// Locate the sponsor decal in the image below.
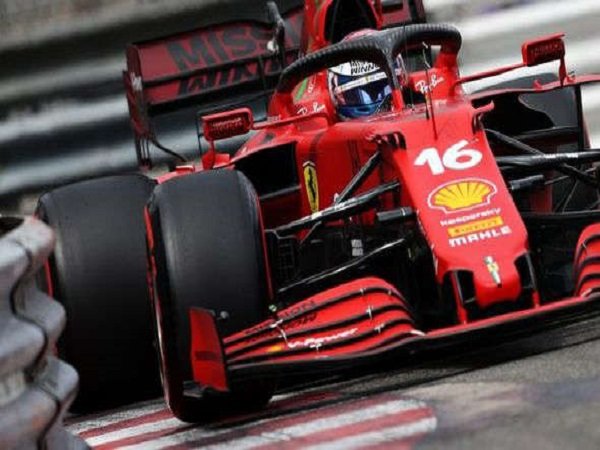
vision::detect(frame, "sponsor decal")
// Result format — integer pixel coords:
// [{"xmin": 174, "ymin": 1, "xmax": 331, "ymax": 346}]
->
[
  {"xmin": 333, "ymin": 71, "xmax": 388, "ymax": 96},
  {"xmin": 440, "ymin": 208, "xmax": 501, "ymax": 227},
  {"xmin": 264, "ymin": 327, "xmax": 358, "ymax": 353},
  {"xmin": 330, "ymin": 61, "xmax": 380, "ymax": 77},
  {"xmin": 414, "ymin": 74, "xmax": 444, "ymax": 95},
  {"xmin": 176, "ymin": 55, "xmax": 296, "ymax": 96},
  {"xmin": 287, "ymin": 328, "xmax": 358, "ymax": 350},
  {"xmin": 296, "ymin": 101, "xmax": 326, "ymax": 116},
  {"xmin": 164, "ymin": 13, "xmax": 303, "ymax": 97},
  {"xmin": 449, "ymin": 225, "xmax": 512, "ymax": 248},
  {"xmin": 281, "ymin": 310, "xmax": 318, "ymax": 330},
  {"xmin": 244, "ymin": 300, "xmax": 317, "ymax": 343},
  {"xmin": 167, "ymin": 15, "xmax": 302, "ymax": 72},
  {"xmin": 428, "ymin": 178, "xmax": 497, "ymax": 214},
  {"xmin": 447, "ymin": 216, "xmax": 504, "ymax": 238},
  {"xmin": 303, "ymin": 161, "xmax": 320, "ymax": 213},
  {"xmin": 350, "ymin": 61, "xmax": 379, "ymax": 76}
]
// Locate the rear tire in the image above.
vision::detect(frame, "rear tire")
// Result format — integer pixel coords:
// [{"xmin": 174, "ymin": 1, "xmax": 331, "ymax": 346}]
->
[
  {"xmin": 37, "ymin": 174, "xmax": 160, "ymax": 411},
  {"xmin": 146, "ymin": 170, "xmax": 274, "ymax": 422}
]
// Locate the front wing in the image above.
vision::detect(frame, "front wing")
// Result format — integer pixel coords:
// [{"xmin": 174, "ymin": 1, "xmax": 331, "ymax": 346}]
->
[{"xmin": 189, "ymin": 277, "xmax": 600, "ymax": 392}]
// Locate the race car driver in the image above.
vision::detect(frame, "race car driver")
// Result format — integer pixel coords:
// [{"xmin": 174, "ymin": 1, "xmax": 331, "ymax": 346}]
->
[{"xmin": 327, "ymin": 31, "xmax": 409, "ymax": 120}]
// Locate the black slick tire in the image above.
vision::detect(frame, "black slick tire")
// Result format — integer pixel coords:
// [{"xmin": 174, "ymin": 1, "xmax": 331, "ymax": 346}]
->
[
  {"xmin": 146, "ymin": 170, "xmax": 273, "ymax": 422},
  {"xmin": 37, "ymin": 174, "xmax": 160, "ymax": 411}
]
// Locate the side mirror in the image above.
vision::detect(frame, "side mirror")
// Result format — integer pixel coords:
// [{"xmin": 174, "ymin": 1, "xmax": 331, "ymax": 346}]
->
[
  {"xmin": 202, "ymin": 108, "xmax": 254, "ymax": 142},
  {"xmin": 521, "ymin": 33, "xmax": 565, "ymax": 67},
  {"xmin": 455, "ymin": 33, "xmax": 568, "ymax": 88},
  {"xmin": 201, "ymin": 108, "xmax": 253, "ymax": 169}
]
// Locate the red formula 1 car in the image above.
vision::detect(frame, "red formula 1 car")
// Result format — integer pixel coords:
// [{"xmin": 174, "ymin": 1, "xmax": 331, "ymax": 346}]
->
[{"xmin": 38, "ymin": 0, "xmax": 600, "ymax": 420}]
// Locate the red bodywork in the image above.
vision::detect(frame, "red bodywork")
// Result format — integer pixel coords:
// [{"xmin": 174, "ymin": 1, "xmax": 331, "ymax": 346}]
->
[{"xmin": 133, "ymin": 0, "xmax": 600, "ymax": 394}]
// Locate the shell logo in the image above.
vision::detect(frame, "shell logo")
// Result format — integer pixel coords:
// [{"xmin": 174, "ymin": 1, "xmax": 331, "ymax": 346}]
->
[{"xmin": 428, "ymin": 179, "xmax": 497, "ymax": 213}]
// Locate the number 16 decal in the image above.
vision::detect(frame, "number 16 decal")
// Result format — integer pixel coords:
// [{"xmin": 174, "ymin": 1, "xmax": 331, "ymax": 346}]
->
[{"xmin": 414, "ymin": 140, "xmax": 482, "ymax": 175}]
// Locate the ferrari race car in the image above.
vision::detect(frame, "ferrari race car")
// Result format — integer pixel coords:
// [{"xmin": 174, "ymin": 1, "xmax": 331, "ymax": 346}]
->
[{"xmin": 37, "ymin": 0, "xmax": 600, "ymax": 421}]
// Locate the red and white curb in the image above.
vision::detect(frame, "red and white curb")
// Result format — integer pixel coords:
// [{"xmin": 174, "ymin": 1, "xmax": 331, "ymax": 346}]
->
[{"xmin": 67, "ymin": 394, "xmax": 437, "ymax": 449}]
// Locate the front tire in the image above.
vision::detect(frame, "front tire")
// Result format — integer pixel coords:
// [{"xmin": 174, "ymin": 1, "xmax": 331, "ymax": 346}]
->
[{"xmin": 146, "ymin": 170, "xmax": 273, "ymax": 422}]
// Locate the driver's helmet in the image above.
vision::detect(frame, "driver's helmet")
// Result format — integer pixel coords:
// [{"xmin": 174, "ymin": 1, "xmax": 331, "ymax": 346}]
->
[{"xmin": 328, "ymin": 31, "xmax": 406, "ymax": 120}]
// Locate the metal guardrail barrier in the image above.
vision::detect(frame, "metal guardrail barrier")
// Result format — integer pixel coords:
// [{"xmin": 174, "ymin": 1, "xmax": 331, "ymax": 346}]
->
[{"xmin": 0, "ymin": 217, "xmax": 87, "ymax": 450}]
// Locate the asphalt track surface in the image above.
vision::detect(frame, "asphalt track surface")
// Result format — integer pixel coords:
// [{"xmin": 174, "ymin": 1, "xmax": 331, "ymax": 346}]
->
[{"xmin": 67, "ymin": 311, "xmax": 600, "ymax": 449}]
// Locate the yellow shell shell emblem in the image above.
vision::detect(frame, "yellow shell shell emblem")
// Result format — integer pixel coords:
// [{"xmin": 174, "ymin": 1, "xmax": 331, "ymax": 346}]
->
[
  {"xmin": 429, "ymin": 179, "xmax": 497, "ymax": 213},
  {"xmin": 303, "ymin": 161, "xmax": 319, "ymax": 213}
]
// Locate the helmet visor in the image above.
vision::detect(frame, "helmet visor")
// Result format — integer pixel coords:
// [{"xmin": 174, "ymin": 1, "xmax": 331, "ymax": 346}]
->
[{"xmin": 333, "ymin": 72, "xmax": 391, "ymax": 107}]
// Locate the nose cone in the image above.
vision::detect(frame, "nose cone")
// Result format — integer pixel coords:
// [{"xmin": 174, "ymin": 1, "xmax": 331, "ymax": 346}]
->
[{"xmin": 473, "ymin": 256, "xmax": 523, "ymax": 309}]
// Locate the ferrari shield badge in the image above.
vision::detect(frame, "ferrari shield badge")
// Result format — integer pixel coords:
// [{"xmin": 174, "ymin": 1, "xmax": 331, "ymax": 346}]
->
[{"xmin": 303, "ymin": 161, "xmax": 319, "ymax": 213}]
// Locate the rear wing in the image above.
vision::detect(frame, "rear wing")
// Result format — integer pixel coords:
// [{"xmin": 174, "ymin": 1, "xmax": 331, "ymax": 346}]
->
[
  {"xmin": 124, "ymin": 2, "xmax": 304, "ymax": 167},
  {"xmin": 124, "ymin": 0, "xmax": 426, "ymax": 167}
]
